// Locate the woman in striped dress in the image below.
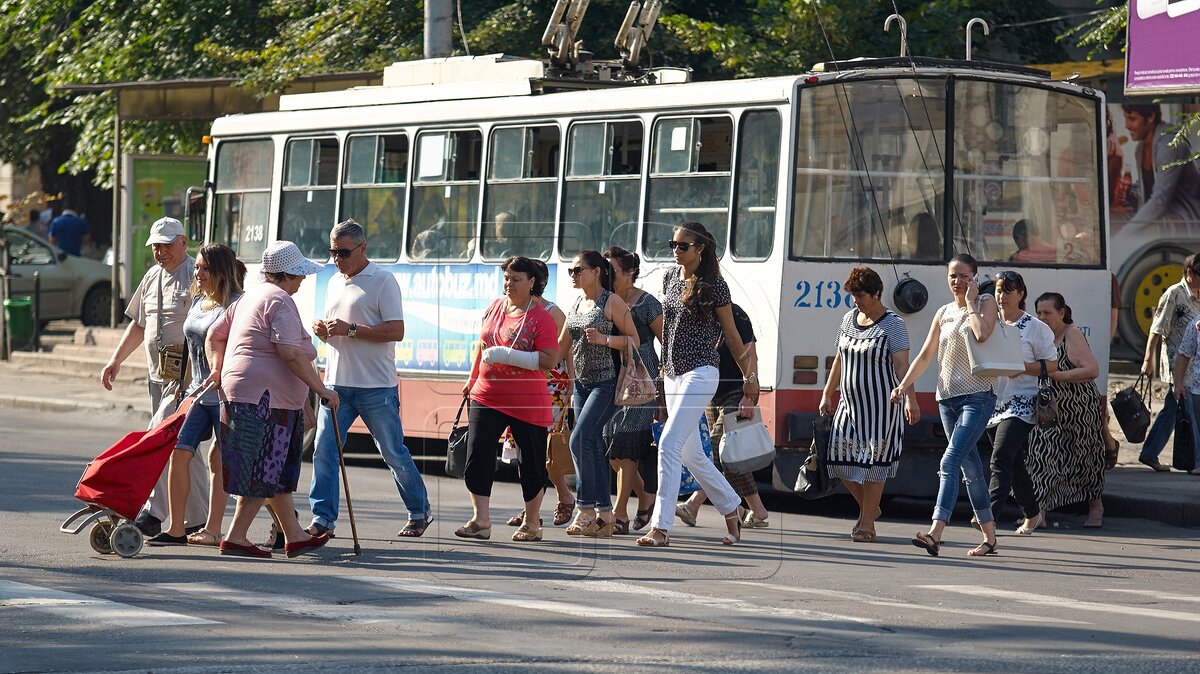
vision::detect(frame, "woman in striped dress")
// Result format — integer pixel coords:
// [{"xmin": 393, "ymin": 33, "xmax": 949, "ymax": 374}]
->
[
  {"xmin": 819, "ymin": 266, "xmax": 918, "ymax": 542},
  {"xmin": 893, "ymin": 254, "xmax": 1001, "ymax": 557},
  {"xmin": 1028, "ymin": 292, "xmax": 1106, "ymax": 527}
]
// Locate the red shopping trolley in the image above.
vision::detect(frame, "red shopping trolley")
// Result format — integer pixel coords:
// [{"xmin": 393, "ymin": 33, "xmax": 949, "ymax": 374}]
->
[{"xmin": 59, "ymin": 385, "xmax": 211, "ymax": 557}]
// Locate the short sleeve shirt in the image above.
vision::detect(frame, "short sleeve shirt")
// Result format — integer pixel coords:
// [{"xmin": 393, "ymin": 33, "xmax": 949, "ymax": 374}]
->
[
  {"xmin": 126, "ymin": 257, "xmax": 196, "ymax": 382},
  {"xmin": 1175, "ymin": 322, "xmax": 1200, "ymax": 395},
  {"xmin": 1149, "ymin": 279, "xmax": 1200, "ymax": 383},
  {"xmin": 991, "ymin": 312, "xmax": 1057, "ymax": 425},
  {"xmin": 471, "ymin": 300, "xmax": 558, "ymax": 427},
  {"xmin": 661, "ymin": 267, "xmax": 732, "ymax": 378},
  {"xmin": 211, "ymin": 283, "xmax": 316, "ymax": 410},
  {"xmin": 323, "ymin": 262, "xmax": 406, "ymax": 388},
  {"xmin": 715, "ymin": 304, "xmax": 756, "ymax": 398}
]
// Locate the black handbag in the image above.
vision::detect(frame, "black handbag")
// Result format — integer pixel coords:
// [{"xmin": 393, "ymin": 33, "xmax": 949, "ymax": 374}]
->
[
  {"xmin": 1172, "ymin": 404, "xmax": 1196, "ymax": 471},
  {"xmin": 445, "ymin": 396, "xmax": 469, "ymax": 479},
  {"xmin": 793, "ymin": 414, "xmax": 841, "ymax": 499},
  {"xmin": 1111, "ymin": 376, "xmax": 1151, "ymax": 444},
  {"xmin": 1035, "ymin": 359, "xmax": 1059, "ymax": 429}
]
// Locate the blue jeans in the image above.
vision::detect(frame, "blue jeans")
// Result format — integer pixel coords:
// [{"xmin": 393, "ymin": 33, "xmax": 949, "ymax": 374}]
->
[
  {"xmin": 175, "ymin": 402, "xmax": 219, "ymax": 453},
  {"xmin": 935, "ymin": 391, "xmax": 997, "ymax": 524},
  {"xmin": 1140, "ymin": 390, "xmax": 1180, "ymax": 462},
  {"xmin": 308, "ymin": 386, "xmax": 430, "ymax": 527},
  {"xmin": 571, "ymin": 379, "xmax": 619, "ymax": 510}
]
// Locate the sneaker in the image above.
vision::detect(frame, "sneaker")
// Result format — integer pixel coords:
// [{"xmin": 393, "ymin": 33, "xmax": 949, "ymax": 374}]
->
[{"xmin": 133, "ymin": 513, "xmax": 162, "ymax": 537}]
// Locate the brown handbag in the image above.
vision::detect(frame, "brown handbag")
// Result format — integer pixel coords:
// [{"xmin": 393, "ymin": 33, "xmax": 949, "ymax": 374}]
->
[
  {"xmin": 545, "ymin": 412, "xmax": 574, "ymax": 478},
  {"xmin": 614, "ymin": 339, "xmax": 657, "ymax": 407}
]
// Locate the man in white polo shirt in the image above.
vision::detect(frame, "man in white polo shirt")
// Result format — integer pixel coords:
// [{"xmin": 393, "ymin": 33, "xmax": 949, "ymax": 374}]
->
[{"xmin": 308, "ymin": 219, "xmax": 433, "ymax": 538}]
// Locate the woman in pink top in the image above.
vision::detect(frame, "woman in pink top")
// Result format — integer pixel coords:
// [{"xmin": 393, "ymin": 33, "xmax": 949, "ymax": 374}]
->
[
  {"xmin": 206, "ymin": 241, "xmax": 340, "ymax": 559},
  {"xmin": 456, "ymin": 256, "xmax": 560, "ymax": 542}
]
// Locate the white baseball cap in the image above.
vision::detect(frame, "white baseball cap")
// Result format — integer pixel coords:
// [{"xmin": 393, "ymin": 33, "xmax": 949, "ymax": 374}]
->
[
  {"xmin": 145, "ymin": 217, "xmax": 186, "ymax": 245},
  {"xmin": 261, "ymin": 240, "xmax": 325, "ymax": 277}
]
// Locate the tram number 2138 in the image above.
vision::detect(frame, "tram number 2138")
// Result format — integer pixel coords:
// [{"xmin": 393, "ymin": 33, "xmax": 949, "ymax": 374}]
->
[{"xmin": 794, "ymin": 280, "xmax": 853, "ymax": 309}]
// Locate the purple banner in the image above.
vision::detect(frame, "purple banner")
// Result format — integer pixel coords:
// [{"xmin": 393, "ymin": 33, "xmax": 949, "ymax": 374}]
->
[{"xmin": 1126, "ymin": 0, "xmax": 1200, "ymax": 95}]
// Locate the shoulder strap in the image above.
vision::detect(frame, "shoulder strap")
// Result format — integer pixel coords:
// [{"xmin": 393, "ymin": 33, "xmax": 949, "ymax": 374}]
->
[{"xmin": 156, "ymin": 268, "xmax": 164, "ymax": 349}]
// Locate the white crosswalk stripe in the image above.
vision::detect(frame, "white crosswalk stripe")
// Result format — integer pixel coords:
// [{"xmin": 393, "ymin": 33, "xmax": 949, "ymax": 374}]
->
[
  {"xmin": 0, "ymin": 580, "xmax": 217, "ymax": 627},
  {"xmin": 745, "ymin": 583, "xmax": 1091, "ymax": 626},
  {"xmin": 918, "ymin": 585, "xmax": 1200, "ymax": 624},
  {"xmin": 156, "ymin": 582, "xmax": 446, "ymax": 624},
  {"xmin": 1101, "ymin": 589, "xmax": 1200, "ymax": 603},
  {"xmin": 343, "ymin": 575, "xmax": 639, "ymax": 619}
]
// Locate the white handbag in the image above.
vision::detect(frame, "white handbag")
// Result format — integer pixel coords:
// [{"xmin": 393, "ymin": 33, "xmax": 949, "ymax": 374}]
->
[
  {"xmin": 965, "ymin": 319, "xmax": 1025, "ymax": 377},
  {"xmin": 718, "ymin": 408, "xmax": 776, "ymax": 474}
]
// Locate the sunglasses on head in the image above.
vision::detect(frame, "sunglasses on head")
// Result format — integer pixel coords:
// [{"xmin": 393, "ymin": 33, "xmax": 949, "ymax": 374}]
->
[
  {"xmin": 567, "ymin": 266, "xmax": 591, "ymax": 276},
  {"xmin": 328, "ymin": 243, "xmax": 363, "ymax": 259},
  {"xmin": 995, "ymin": 271, "xmax": 1023, "ymax": 283},
  {"xmin": 667, "ymin": 241, "xmax": 696, "ymax": 252}
]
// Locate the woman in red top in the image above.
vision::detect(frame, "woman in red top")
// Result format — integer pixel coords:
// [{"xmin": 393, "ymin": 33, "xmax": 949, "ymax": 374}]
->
[{"xmin": 457, "ymin": 256, "xmax": 560, "ymax": 542}]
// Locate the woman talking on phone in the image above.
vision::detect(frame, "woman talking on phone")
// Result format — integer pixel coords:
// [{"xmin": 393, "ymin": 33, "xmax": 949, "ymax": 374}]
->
[{"xmin": 892, "ymin": 254, "xmax": 1000, "ymax": 557}]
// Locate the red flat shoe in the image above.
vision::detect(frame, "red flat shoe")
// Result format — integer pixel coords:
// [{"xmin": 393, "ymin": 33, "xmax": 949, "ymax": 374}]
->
[
  {"xmin": 285, "ymin": 533, "xmax": 330, "ymax": 558},
  {"xmin": 219, "ymin": 539, "xmax": 272, "ymax": 558}
]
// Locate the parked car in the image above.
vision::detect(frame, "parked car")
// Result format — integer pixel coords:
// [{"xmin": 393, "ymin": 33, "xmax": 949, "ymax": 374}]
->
[{"xmin": 2, "ymin": 226, "xmax": 115, "ymax": 326}]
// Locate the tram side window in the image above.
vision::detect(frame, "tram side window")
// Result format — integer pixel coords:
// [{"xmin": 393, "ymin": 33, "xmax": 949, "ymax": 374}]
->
[
  {"xmin": 644, "ymin": 116, "xmax": 732, "ymax": 260},
  {"xmin": 340, "ymin": 134, "xmax": 407, "ymax": 261},
  {"xmin": 280, "ymin": 137, "xmax": 339, "ymax": 259},
  {"xmin": 953, "ymin": 81, "xmax": 1101, "ymax": 266},
  {"xmin": 792, "ymin": 80, "xmax": 946, "ymax": 262},
  {"xmin": 561, "ymin": 120, "xmax": 643, "ymax": 256},
  {"xmin": 732, "ymin": 110, "xmax": 781, "ymax": 259},
  {"xmin": 213, "ymin": 139, "xmax": 273, "ymax": 262},
  {"xmin": 482, "ymin": 125, "xmax": 559, "ymax": 260},
  {"xmin": 408, "ymin": 129, "xmax": 482, "ymax": 260}
]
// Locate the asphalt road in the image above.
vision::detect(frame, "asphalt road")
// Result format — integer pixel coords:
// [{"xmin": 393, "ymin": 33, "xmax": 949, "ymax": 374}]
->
[{"xmin": 1, "ymin": 407, "xmax": 1198, "ymax": 674}]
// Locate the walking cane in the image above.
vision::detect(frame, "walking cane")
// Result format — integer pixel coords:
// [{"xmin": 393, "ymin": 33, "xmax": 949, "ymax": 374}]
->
[{"xmin": 327, "ymin": 405, "xmax": 362, "ymax": 555}]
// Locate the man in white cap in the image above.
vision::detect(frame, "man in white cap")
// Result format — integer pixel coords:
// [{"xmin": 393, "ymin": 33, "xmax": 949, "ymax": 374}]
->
[{"xmin": 100, "ymin": 216, "xmax": 200, "ymax": 536}]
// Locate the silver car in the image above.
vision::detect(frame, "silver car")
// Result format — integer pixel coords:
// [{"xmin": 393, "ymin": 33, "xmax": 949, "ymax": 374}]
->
[{"xmin": 2, "ymin": 226, "xmax": 113, "ymax": 326}]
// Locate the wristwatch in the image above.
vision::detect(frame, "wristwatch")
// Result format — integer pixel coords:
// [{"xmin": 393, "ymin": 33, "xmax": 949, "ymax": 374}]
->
[
  {"xmin": 744, "ymin": 373, "xmax": 758, "ymax": 384},
  {"xmin": 348, "ymin": 323, "xmax": 358, "ymax": 339}
]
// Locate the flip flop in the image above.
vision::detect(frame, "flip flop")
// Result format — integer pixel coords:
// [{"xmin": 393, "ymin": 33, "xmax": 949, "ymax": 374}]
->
[
  {"xmin": 632, "ymin": 508, "xmax": 653, "ymax": 531},
  {"xmin": 186, "ymin": 529, "xmax": 221, "ymax": 546},
  {"xmin": 911, "ymin": 532, "xmax": 942, "ymax": 557},
  {"xmin": 968, "ymin": 540, "xmax": 999, "ymax": 556},
  {"xmin": 398, "ymin": 515, "xmax": 434, "ymax": 538}
]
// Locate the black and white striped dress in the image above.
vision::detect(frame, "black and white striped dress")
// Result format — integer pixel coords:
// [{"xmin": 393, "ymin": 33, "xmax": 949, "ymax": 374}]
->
[
  {"xmin": 1026, "ymin": 332, "xmax": 1105, "ymax": 511},
  {"xmin": 828, "ymin": 309, "xmax": 910, "ymax": 483}
]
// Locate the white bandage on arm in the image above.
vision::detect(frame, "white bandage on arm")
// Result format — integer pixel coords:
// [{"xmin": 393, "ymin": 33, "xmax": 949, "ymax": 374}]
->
[{"xmin": 481, "ymin": 346, "xmax": 540, "ymax": 370}]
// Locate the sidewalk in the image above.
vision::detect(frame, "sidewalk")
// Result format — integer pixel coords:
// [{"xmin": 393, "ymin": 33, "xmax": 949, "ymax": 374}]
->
[{"xmin": 2, "ymin": 362, "xmax": 1196, "ymax": 528}]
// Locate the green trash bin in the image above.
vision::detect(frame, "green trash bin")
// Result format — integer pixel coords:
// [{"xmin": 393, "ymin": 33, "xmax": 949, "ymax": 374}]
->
[{"xmin": 4, "ymin": 296, "xmax": 33, "ymax": 348}]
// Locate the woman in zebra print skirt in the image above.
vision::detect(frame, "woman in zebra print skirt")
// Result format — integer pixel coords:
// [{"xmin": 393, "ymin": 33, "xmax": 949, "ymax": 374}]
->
[
  {"xmin": 1029, "ymin": 292, "xmax": 1106, "ymax": 528},
  {"xmin": 820, "ymin": 266, "xmax": 918, "ymax": 542}
]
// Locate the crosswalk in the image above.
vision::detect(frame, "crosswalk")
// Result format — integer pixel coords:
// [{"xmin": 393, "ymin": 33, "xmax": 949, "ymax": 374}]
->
[{"xmin": 3, "ymin": 575, "xmax": 1199, "ymax": 633}]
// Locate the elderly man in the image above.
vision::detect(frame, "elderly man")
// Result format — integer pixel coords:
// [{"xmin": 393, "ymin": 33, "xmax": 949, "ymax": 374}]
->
[
  {"xmin": 101, "ymin": 217, "xmax": 202, "ymax": 535},
  {"xmin": 308, "ymin": 219, "xmax": 433, "ymax": 538},
  {"xmin": 1140, "ymin": 252, "xmax": 1200, "ymax": 471}
]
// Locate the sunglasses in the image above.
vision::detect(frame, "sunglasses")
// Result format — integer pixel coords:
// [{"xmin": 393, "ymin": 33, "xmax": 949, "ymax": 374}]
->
[
  {"xmin": 328, "ymin": 243, "xmax": 363, "ymax": 259},
  {"xmin": 667, "ymin": 241, "xmax": 696, "ymax": 252},
  {"xmin": 567, "ymin": 266, "xmax": 591, "ymax": 276},
  {"xmin": 995, "ymin": 271, "xmax": 1023, "ymax": 283}
]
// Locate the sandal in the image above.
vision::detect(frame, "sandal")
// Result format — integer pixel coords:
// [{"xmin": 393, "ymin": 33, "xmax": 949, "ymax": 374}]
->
[
  {"xmin": 1015, "ymin": 512, "xmax": 1045, "ymax": 536},
  {"xmin": 583, "ymin": 518, "xmax": 616, "ymax": 538},
  {"xmin": 453, "ymin": 521, "xmax": 491, "ymax": 540},
  {"xmin": 553, "ymin": 502, "xmax": 575, "ymax": 527},
  {"xmin": 511, "ymin": 523, "xmax": 543, "ymax": 542},
  {"xmin": 911, "ymin": 532, "xmax": 942, "ymax": 557},
  {"xmin": 850, "ymin": 528, "xmax": 877, "ymax": 543},
  {"xmin": 676, "ymin": 503, "xmax": 698, "ymax": 527},
  {"xmin": 968, "ymin": 540, "xmax": 999, "ymax": 556},
  {"xmin": 565, "ymin": 513, "xmax": 594, "ymax": 536},
  {"xmin": 398, "ymin": 515, "xmax": 434, "ymax": 538},
  {"xmin": 186, "ymin": 529, "xmax": 221, "ymax": 547},
  {"xmin": 722, "ymin": 507, "xmax": 744, "ymax": 546},
  {"xmin": 507, "ymin": 511, "xmax": 525, "ymax": 527},
  {"xmin": 635, "ymin": 528, "xmax": 670, "ymax": 547},
  {"xmin": 632, "ymin": 508, "xmax": 652, "ymax": 531},
  {"xmin": 743, "ymin": 512, "xmax": 770, "ymax": 529},
  {"xmin": 612, "ymin": 518, "xmax": 630, "ymax": 535}
]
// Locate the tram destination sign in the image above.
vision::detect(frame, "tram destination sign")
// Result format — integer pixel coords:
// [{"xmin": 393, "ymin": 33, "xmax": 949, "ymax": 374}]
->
[{"xmin": 1126, "ymin": 0, "xmax": 1200, "ymax": 95}]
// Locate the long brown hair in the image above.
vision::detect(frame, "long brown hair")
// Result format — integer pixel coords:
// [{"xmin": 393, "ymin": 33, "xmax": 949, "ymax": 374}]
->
[
  {"xmin": 675, "ymin": 221, "xmax": 721, "ymax": 312},
  {"xmin": 196, "ymin": 243, "xmax": 247, "ymax": 307}
]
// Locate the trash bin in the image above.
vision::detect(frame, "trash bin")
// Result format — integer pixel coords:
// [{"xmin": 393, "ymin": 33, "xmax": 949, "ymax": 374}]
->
[{"xmin": 4, "ymin": 296, "xmax": 33, "ymax": 348}]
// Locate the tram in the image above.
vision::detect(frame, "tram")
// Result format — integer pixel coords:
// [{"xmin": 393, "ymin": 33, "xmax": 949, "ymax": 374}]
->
[{"xmin": 192, "ymin": 45, "xmax": 1110, "ymax": 496}]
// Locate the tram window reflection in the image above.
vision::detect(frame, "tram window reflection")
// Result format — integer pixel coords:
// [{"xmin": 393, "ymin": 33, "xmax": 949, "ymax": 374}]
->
[
  {"xmin": 561, "ymin": 120, "xmax": 643, "ymax": 257},
  {"xmin": 483, "ymin": 125, "xmax": 558, "ymax": 260},
  {"xmin": 408, "ymin": 129, "xmax": 481, "ymax": 260},
  {"xmin": 340, "ymin": 134, "xmax": 408, "ymax": 261},
  {"xmin": 645, "ymin": 116, "xmax": 732, "ymax": 259},
  {"xmin": 214, "ymin": 139, "xmax": 273, "ymax": 261}
]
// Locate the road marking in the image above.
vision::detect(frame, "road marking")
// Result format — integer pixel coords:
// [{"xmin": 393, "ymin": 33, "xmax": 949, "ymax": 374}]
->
[
  {"xmin": 157, "ymin": 582, "xmax": 433, "ymax": 624},
  {"xmin": 918, "ymin": 585, "xmax": 1200, "ymax": 624},
  {"xmin": 743, "ymin": 583, "xmax": 1090, "ymax": 626},
  {"xmin": 563, "ymin": 579, "xmax": 876, "ymax": 624},
  {"xmin": 343, "ymin": 576, "xmax": 638, "ymax": 619},
  {"xmin": 1100, "ymin": 589, "xmax": 1200, "ymax": 603},
  {"xmin": 0, "ymin": 580, "xmax": 216, "ymax": 627}
]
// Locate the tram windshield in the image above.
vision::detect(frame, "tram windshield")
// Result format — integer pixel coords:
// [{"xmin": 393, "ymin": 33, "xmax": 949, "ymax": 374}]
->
[{"xmin": 792, "ymin": 77, "xmax": 1103, "ymax": 267}]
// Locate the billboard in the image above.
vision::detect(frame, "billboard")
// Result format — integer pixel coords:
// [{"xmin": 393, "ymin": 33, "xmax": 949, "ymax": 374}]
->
[
  {"xmin": 120, "ymin": 155, "xmax": 206, "ymax": 298},
  {"xmin": 1126, "ymin": 0, "xmax": 1200, "ymax": 95}
]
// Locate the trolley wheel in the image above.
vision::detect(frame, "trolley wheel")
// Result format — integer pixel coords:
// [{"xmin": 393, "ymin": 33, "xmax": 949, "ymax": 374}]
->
[
  {"xmin": 89, "ymin": 522, "xmax": 115, "ymax": 554},
  {"xmin": 109, "ymin": 523, "xmax": 144, "ymax": 558}
]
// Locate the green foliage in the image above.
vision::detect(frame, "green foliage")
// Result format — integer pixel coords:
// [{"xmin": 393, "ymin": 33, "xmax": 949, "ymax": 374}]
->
[{"xmin": 1062, "ymin": 4, "xmax": 1127, "ymax": 57}]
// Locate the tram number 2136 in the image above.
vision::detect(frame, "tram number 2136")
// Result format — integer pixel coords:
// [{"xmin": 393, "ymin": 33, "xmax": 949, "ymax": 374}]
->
[{"xmin": 794, "ymin": 280, "xmax": 853, "ymax": 309}]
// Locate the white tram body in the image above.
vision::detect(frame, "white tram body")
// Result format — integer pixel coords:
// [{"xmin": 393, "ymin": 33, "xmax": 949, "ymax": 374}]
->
[{"xmin": 199, "ymin": 54, "xmax": 1110, "ymax": 496}]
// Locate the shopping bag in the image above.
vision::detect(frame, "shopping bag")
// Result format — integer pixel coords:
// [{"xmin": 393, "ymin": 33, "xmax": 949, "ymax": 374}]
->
[
  {"xmin": 445, "ymin": 397, "xmax": 469, "ymax": 479},
  {"xmin": 1111, "ymin": 376, "xmax": 1151, "ymax": 443},
  {"xmin": 793, "ymin": 414, "xmax": 840, "ymax": 499},
  {"xmin": 718, "ymin": 408, "xmax": 776, "ymax": 473},
  {"xmin": 651, "ymin": 415, "xmax": 714, "ymax": 497},
  {"xmin": 614, "ymin": 341, "xmax": 657, "ymax": 407},
  {"xmin": 965, "ymin": 320, "xmax": 1025, "ymax": 377}
]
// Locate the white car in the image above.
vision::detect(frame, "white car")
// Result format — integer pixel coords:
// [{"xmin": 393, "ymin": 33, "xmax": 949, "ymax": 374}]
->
[{"xmin": 3, "ymin": 226, "xmax": 114, "ymax": 326}]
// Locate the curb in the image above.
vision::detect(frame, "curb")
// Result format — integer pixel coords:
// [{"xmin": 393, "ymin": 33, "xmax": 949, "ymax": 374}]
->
[
  {"xmin": 1103, "ymin": 491, "xmax": 1200, "ymax": 529},
  {"xmin": 0, "ymin": 394, "xmax": 150, "ymax": 421}
]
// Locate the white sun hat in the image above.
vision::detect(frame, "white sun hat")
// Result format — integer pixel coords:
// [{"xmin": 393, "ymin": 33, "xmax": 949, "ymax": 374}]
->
[
  {"xmin": 145, "ymin": 217, "xmax": 186, "ymax": 245},
  {"xmin": 261, "ymin": 240, "xmax": 325, "ymax": 277}
]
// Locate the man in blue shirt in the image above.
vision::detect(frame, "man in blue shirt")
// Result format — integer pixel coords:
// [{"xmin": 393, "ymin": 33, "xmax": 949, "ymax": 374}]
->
[{"xmin": 48, "ymin": 207, "xmax": 88, "ymax": 257}]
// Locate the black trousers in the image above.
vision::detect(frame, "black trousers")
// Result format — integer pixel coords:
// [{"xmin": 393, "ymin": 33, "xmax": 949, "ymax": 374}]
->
[
  {"xmin": 464, "ymin": 403, "xmax": 548, "ymax": 503},
  {"xmin": 987, "ymin": 417, "xmax": 1041, "ymax": 519}
]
